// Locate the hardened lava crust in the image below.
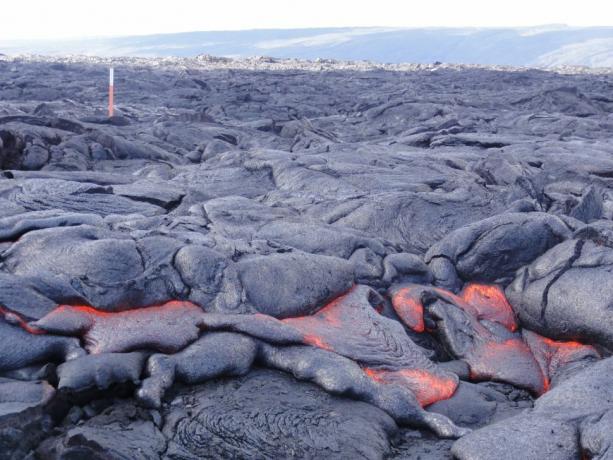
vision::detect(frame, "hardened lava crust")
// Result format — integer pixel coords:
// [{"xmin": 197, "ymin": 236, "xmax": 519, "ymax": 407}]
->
[{"xmin": 0, "ymin": 55, "xmax": 612, "ymax": 459}]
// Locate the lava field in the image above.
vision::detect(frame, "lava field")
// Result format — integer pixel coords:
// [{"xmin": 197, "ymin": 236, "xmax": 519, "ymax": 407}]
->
[{"xmin": 0, "ymin": 55, "xmax": 612, "ymax": 459}]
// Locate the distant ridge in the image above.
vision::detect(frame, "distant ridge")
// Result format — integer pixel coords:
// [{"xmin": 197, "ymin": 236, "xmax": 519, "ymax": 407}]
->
[{"xmin": 1, "ymin": 26, "xmax": 612, "ymax": 67}]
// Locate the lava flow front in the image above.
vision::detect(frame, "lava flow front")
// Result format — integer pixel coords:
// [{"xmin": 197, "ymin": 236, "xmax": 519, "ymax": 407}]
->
[{"xmin": 390, "ymin": 282, "xmax": 599, "ymax": 394}]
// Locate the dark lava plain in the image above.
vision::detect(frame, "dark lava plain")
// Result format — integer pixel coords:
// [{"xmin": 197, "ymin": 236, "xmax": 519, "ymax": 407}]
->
[{"xmin": 0, "ymin": 55, "xmax": 612, "ymax": 459}]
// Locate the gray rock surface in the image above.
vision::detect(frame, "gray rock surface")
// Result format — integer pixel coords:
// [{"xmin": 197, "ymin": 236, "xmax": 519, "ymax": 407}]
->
[
  {"xmin": 507, "ymin": 239, "xmax": 613, "ymax": 350},
  {"xmin": 452, "ymin": 357, "xmax": 613, "ymax": 460},
  {"xmin": 0, "ymin": 55, "xmax": 611, "ymax": 458}
]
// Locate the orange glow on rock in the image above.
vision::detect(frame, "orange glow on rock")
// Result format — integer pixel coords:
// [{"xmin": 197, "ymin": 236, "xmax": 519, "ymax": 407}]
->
[
  {"xmin": 303, "ymin": 334, "xmax": 333, "ymax": 351},
  {"xmin": 523, "ymin": 329, "xmax": 600, "ymax": 389},
  {"xmin": 459, "ymin": 284, "xmax": 518, "ymax": 331},
  {"xmin": 364, "ymin": 367, "xmax": 457, "ymax": 407},
  {"xmin": 15, "ymin": 280, "xmax": 598, "ymax": 403},
  {"xmin": 34, "ymin": 300, "xmax": 205, "ymax": 354},
  {"xmin": 390, "ymin": 283, "xmax": 518, "ymax": 333},
  {"xmin": 53, "ymin": 300, "xmax": 192, "ymax": 318},
  {"xmin": 391, "ymin": 287, "xmax": 425, "ymax": 332},
  {"xmin": 466, "ymin": 337, "xmax": 547, "ymax": 395},
  {"xmin": 282, "ymin": 294, "xmax": 350, "ymax": 336},
  {"xmin": 283, "ymin": 286, "xmax": 460, "ymax": 407},
  {"xmin": 0, "ymin": 305, "xmax": 46, "ymax": 335}
]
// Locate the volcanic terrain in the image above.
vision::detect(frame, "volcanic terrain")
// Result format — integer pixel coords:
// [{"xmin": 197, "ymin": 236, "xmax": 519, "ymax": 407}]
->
[{"xmin": 0, "ymin": 55, "xmax": 612, "ymax": 459}]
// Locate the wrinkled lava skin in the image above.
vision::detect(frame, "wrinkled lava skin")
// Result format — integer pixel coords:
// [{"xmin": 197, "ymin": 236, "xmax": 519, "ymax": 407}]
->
[
  {"xmin": 282, "ymin": 285, "xmax": 459, "ymax": 408},
  {"xmin": 1, "ymin": 57, "xmax": 613, "ymax": 459}
]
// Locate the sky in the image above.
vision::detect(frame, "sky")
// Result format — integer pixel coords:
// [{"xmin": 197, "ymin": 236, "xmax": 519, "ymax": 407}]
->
[{"xmin": 2, "ymin": 0, "xmax": 612, "ymax": 41}]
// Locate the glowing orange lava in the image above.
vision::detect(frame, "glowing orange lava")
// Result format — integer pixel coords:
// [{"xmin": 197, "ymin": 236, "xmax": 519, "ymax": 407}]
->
[
  {"xmin": 523, "ymin": 330, "xmax": 600, "ymax": 390},
  {"xmin": 51, "ymin": 300, "xmax": 193, "ymax": 318},
  {"xmin": 390, "ymin": 283, "xmax": 518, "ymax": 333},
  {"xmin": 9, "ymin": 282, "xmax": 600, "ymax": 402},
  {"xmin": 391, "ymin": 287, "xmax": 425, "ymax": 332},
  {"xmin": 303, "ymin": 334, "xmax": 333, "ymax": 351},
  {"xmin": 34, "ymin": 300, "xmax": 205, "ymax": 354},
  {"xmin": 459, "ymin": 284, "xmax": 518, "ymax": 331},
  {"xmin": 364, "ymin": 367, "xmax": 457, "ymax": 407},
  {"xmin": 0, "ymin": 305, "xmax": 46, "ymax": 335}
]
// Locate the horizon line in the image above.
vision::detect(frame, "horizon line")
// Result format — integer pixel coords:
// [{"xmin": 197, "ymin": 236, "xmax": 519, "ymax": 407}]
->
[{"xmin": 4, "ymin": 23, "xmax": 613, "ymax": 44}]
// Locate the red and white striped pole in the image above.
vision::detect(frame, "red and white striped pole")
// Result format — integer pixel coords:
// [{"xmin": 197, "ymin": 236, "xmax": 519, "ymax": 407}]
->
[{"xmin": 108, "ymin": 67, "xmax": 114, "ymax": 118}]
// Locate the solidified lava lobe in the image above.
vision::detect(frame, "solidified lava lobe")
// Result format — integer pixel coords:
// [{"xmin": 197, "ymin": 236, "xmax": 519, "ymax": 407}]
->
[
  {"xmin": 33, "ymin": 301, "xmax": 205, "ymax": 354},
  {"xmin": 466, "ymin": 337, "xmax": 547, "ymax": 395},
  {"xmin": 364, "ymin": 367, "xmax": 457, "ymax": 407}
]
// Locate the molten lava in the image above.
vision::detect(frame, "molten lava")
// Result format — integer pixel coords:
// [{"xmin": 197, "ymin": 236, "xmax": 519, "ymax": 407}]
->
[
  {"xmin": 459, "ymin": 284, "xmax": 517, "ymax": 331},
  {"xmin": 8, "ymin": 280, "xmax": 599, "ymax": 404},
  {"xmin": 364, "ymin": 367, "xmax": 457, "ymax": 407},
  {"xmin": 390, "ymin": 283, "xmax": 517, "ymax": 333},
  {"xmin": 0, "ymin": 305, "xmax": 45, "ymax": 335},
  {"xmin": 303, "ymin": 334, "xmax": 333, "ymax": 351},
  {"xmin": 389, "ymin": 282, "xmax": 599, "ymax": 395},
  {"xmin": 390, "ymin": 287, "xmax": 425, "ymax": 332}
]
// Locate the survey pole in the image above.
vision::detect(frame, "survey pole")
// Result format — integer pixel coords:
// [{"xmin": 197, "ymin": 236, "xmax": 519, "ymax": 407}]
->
[{"xmin": 108, "ymin": 67, "xmax": 114, "ymax": 118}]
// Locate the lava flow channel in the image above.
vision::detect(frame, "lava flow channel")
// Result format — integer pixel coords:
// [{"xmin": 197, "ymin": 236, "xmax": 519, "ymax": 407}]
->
[
  {"xmin": 28, "ymin": 288, "xmax": 458, "ymax": 407},
  {"xmin": 283, "ymin": 285, "xmax": 458, "ymax": 407}
]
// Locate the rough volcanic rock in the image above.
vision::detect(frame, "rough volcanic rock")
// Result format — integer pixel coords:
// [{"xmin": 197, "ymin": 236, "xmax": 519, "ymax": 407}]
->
[
  {"xmin": 2, "ymin": 225, "xmax": 187, "ymax": 309},
  {"xmin": 0, "ymin": 319, "xmax": 83, "ymax": 373},
  {"xmin": 37, "ymin": 402, "xmax": 166, "ymax": 460},
  {"xmin": 506, "ymin": 239, "xmax": 613, "ymax": 350},
  {"xmin": 452, "ymin": 356, "xmax": 613, "ymax": 460},
  {"xmin": 138, "ymin": 332, "xmax": 257, "ymax": 408},
  {"xmin": 56, "ymin": 352, "xmax": 147, "ymax": 392},
  {"xmin": 0, "ymin": 55, "xmax": 612, "ymax": 458},
  {"xmin": 425, "ymin": 212, "xmax": 572, "ymax": 288},
  {"xmin": 0, "ymin": 378, "xmax": 61, "ymax": 460},
  {"xmin": 162, "ymin": 370, "xmax": 397, "ymax": 459},
  {"xmin": 0, "ymin": 272, "xmax": 58, "ymax": 319},
  {"xmin": 235, "ymin": 251, "xmax": 355, "ymax": 317}
]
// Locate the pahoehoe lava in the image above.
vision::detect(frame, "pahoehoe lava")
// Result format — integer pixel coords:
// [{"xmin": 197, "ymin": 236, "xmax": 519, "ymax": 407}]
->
[{"xmin": 0, "ymin": 54, "xmax": 612, "ymax": 459}]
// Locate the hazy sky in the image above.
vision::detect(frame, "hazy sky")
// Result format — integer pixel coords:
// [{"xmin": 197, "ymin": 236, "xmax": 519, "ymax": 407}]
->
[{"xmin": 2, "ymin": 0, "xmax": 612, "ymax": 40}]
